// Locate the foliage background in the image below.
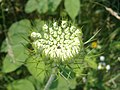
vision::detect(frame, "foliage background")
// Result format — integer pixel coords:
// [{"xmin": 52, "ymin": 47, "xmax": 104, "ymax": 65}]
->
[{"xmin": 0, "ymin": 0, "xmax": 120, "ymax": 90}]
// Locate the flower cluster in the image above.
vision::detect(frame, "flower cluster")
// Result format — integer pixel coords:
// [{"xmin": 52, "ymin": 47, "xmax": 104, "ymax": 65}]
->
[
  {"xmin": 98, "ymin": 56, "xmax": 111, "ymax": 71},
  {"xmin": 30, "ymin": 20, "xmax": 83, "ymax": 61}
]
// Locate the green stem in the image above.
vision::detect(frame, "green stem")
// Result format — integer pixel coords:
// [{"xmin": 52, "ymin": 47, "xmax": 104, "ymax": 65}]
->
[{"xmin": 44, "ymin": 67, "xmax": 57, "ymax": 90}]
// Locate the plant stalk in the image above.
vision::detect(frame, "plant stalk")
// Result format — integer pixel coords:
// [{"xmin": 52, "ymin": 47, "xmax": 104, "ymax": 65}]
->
[{"xmin": 44, "ymin": 67, "xmax": 57, "ymax": 90}]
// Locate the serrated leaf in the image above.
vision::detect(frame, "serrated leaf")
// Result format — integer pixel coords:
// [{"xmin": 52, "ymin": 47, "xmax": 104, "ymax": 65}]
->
[
  {"xmin": 7, "ymin": 79, "xmax": 35, "ymax": 90},
  {"xmin": 64, "ymin": 0, "xmax": 80, "ymax": 20},
  {"xmin": 2, "ymin": 19, "xmax": 31, "ymax": 73},
  {"xmin": 25, "ymin": 0, "xmax": 38, "ymax": 13},
  {"xmin": 48, "ymin": 0, "xmax": 62, "ymax": 12},
  {"xmin": 26, "ymin": 56, "xmax": 45, "ymax": 82}
]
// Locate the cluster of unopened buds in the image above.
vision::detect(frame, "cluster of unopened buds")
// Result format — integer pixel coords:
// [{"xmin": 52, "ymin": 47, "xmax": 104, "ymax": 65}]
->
[
  {"xmin": 98, "ymin": 56, "xmax": 111, "ymax": 71},
  {"xmin": 30, "ymin": 20, "xmax": 83, "ymax": 62}
]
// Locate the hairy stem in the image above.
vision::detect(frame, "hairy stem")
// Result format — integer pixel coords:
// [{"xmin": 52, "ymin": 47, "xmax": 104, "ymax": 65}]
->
[{"xmin": 44, "ymin": 67, "xmax": 57, "ymax": 90}]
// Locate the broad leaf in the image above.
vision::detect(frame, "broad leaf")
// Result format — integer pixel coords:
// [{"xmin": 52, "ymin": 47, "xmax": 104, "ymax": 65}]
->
[
  {"xmin": 48, "ymin": 0, "xmax": 62, "ymax": 12},
  {"xmin": 7, "ymin": 79, "xmax": 35, "ymax": 90},
  {"xmin": 37, "ymin": 0, "xmax": 48, "ymax": 14},
  {"xmin": 27, "ymin": 76, "xmax": 42, "ymax": 90},
  {"xmin": 25, "ymin": 0, "xmax": 38, "ymax": 13},
  {"xmin": 53, "ymin": 76, "xmax": 76, "ymax": 90},
  {"xmin": 2, "ymin": 19, "xmax": 31, "ymax": 73},
  {"xmin": 26, "ymin": 56, "xmax": 45, "ymax": 82},
  {"xmin": 8, "ymin": 19, "xmax": 31, "ymax": 36},
  {"xmin": 2, "ymin": 44, "xmax": 28, "ymax": 73},
  {"xmin": 64, "ymin": 0, "xmax": 80, "ymax": 20},
  {"xmin": 25, "ymin": 0, "xmax": 61, "ymax": 14}
]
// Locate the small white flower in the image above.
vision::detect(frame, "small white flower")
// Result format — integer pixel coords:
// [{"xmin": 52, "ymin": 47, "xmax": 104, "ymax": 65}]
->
[
  {"xmin": 70, "ymin": 26, "xmax": 76, "ymax": 32},
  {"xmin": 64, "ymin": 27, "xmax": 69, "ymax": 34},
  {"xmin": 65, "ymin": 34, "xmax": 70, "ymax": 40},
  {"xmin": 31, "ymin": 32, "xmax": 37, "ymax": 38},
  {"xmin": 31, "ymin": 32, "xmax": 41, "ymax": 39},
  {"xmin": 44, "ymin": 33, "xmax": 49, "ymax": 39},
  {"xmin": 61, "ymin": 20, "xmax": 67, "ymax": 28},
  {"xmin": 82, "ymin": 77, "xmax": 87, "ymax": 83},
  {"xmin": 53, "ymin": 31, "xmax": 57, "ymax": 37},
  {"xmin": 75, "ymin": 29, "xmax": 81, "ymax": 35},
  {"xmin": 5, "ymin": 8, "xmax": 9, "ymax": 12},
  {"xmin": 53, "ymin": 22, "xmax": 58, "ymax": 30},
  {"xmin": 0, "ymin": 0, "xmax": 2, "ymax": 3},
  {"xmin": 43, "ymin": 24, "xmax": 48, "ymax": 30},
  {"xmin": 36, "ymin": 33, "xmax": 41, "ymax": 38},
  {"xmin": 56, "ymin": 35, "xmax": 60, "ymax": 42},
  {"xmin": 53, "ymin": 22, "xmax": 57, "ymax": 27},
  {"xmin": 58, "ymin": 27, "xmax": 62, "ymax": 35},
  {"xmin": 100, "ymin": 56, "xmax": 105, "ymax": 61},
  {"xmin": 118, "ymin": 57, "xmax": 120, "ymax": 61},
  {"xmin": 106, "ymin": 65, "xmax": 110, "ymax": 71},
  {"xmin": 98, "ymin": 63, "xmax": 103, "ymax": 70},
  {"xmin": 101, "ymin": 62, "xmax": 106, "ymax": 66},
  {"xmin": 49, "ymin": 27, "xmax": 54, "ymax": 34},
  {"xmin": 53, "ymin": 39, "xmax": 57, "ymax": 45}
]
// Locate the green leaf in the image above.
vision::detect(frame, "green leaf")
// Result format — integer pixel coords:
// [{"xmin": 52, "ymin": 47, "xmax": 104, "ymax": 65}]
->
[
  {"xmin": 109, "ymin": 27, "xmax": 120, "ymax": 42},
  {"xmin": 25, "ymin": 0, "xmax": 61, "ymax": 14},
  {"xmin": 55, "ymin": 76, "xmax": 69, "ymax": 90},
  {"xmin": 71, "ymin": 63, "xmax": 84, "ymax": 77},
  {"xmin": 2, "ymin": 45, "xmax": 28, "ymax": 73},
  {"xmin": 1, "ymin": 39, "xmax": 7, "ymax": 52},
  {"xmin": 48, "ymin": 0, "xmax": 62, "ymax": 12},
  {"xmin": 27, "ymin": 76, "xmax": 42, "ymax": 90},
  {"xmin": 52, "ymin": 76, "xmax": 76, "ymax": 90},
  {"xmin": 85, "ymin": 56, "xmax": 97, "ymax": 69},
  {"xmin": 25, "ymin": 0, "xmax": 38, "ymax": 13},
  {"xmin": 50, "ymin": 77, "xmax": 58, "ymax": 89},
  {"xmin": 8, "ymin": 19, "xmax": 31, "ymax": 36},
  {"xmin": 2, "ymin": 19, "xmax": 31, "ymax": 73},
  {"xmin": 64, "ymin": 0, "xmax": 80, "ymax": 20},
  {"xmin": 110, "ymin": 41, "xmax": 120, "ymax": 51},
  {"xmin": 26, "ymin": 56, "xmax": 45, "ymax": 82},
  {"xmin": 37, "ymin": 0, "xmax": 48, "ymax": 14},
  {"xmin": 7, "ymin": 79, "xmax": 35, "ymax": 90},
  {"xmin": 33, "ymin": 19, "xmax": 44, "ymax": 32}
]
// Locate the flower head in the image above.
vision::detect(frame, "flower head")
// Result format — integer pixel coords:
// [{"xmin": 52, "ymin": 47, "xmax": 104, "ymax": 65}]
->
[
  {"xmin": 31, "ymin": 20, "xmax": 83, "ymax": 62},
  {"xmin": 106, "ymin": 65, "xmax": 110, "ymax": 71}
]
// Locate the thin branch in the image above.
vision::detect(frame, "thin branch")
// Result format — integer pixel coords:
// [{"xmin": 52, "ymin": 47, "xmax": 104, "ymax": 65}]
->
[{"xmin": 105, "ymin": 7, "xmax": 120, "ymax": 20}]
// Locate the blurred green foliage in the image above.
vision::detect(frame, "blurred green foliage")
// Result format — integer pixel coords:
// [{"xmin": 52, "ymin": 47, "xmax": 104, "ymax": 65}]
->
[{"xmin": 0, "ymin": 0, "xmax": 120, "ymax": 90}]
